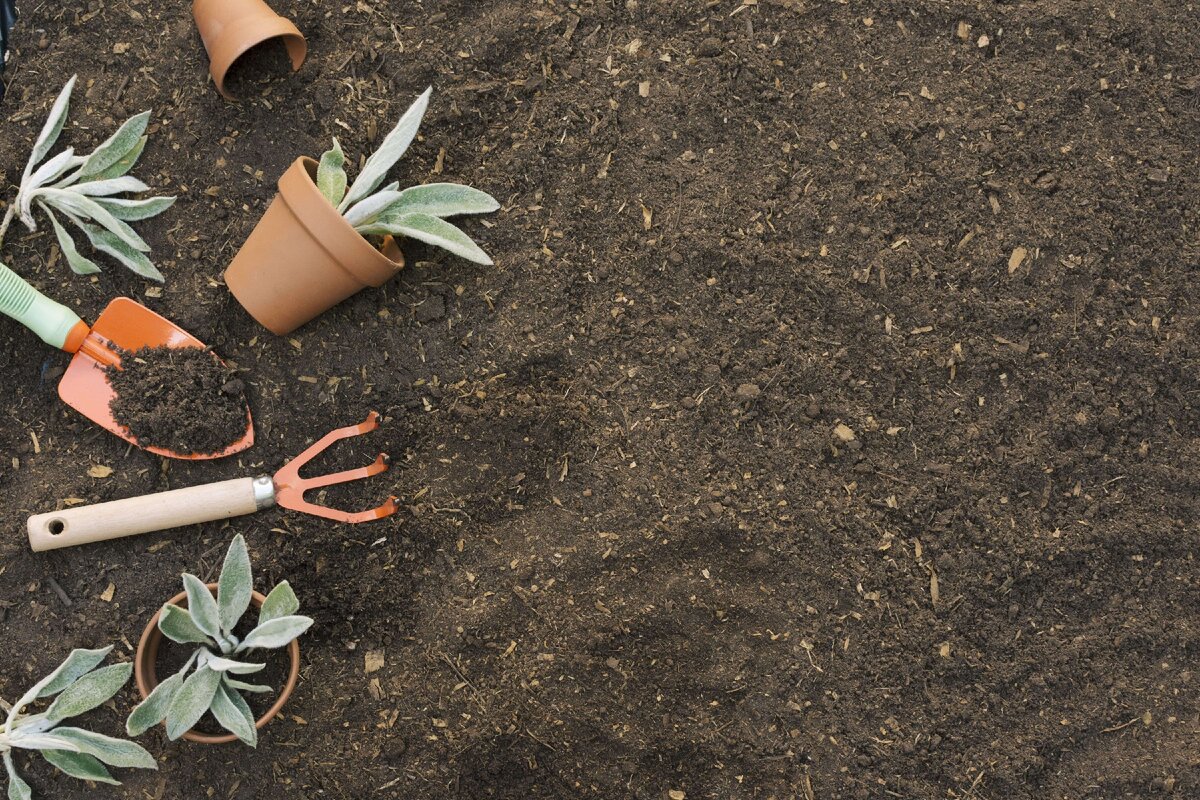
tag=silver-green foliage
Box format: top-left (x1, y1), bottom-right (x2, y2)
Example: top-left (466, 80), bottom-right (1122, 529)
top-left (316, 87), bottom-right (499, 265)
top-left (7, 74), bottom-right (176, 281)
top-left (1, 647), bottom-right (156, 799)
top-left (126, 535), bottom-right (312, 747)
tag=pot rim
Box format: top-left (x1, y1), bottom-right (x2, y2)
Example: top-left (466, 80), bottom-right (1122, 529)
top-left (277, 156), bottom-right (406, 288)
top-left (134, 582), bottom-right (301, 745)
top-left (191, 0), bottom-right (307, 100)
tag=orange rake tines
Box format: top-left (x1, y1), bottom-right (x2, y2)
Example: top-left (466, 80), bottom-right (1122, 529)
top-left (272, 411), bottom-right (400, 523)
top-left (27, 411), bottom-right (399, 552)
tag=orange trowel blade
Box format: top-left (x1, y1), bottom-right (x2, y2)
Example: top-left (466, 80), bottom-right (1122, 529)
top-left (57, 297), bottom-right (254, 460)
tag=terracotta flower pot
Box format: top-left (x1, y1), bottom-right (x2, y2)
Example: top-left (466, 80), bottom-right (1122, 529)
top-left (192, 0), bottom-right (307, 100)
top-left (224, 157), bottom-right (405, 335)
top-left (134, 582), bottom-right (300, 745)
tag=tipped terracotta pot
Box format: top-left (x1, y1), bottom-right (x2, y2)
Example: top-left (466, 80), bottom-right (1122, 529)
top-left (224, 156), bottom-right (405, 335)
top-left (192, 0), bottom-right (307, 99)
top-left (134, 582), bottom-right (300, 745)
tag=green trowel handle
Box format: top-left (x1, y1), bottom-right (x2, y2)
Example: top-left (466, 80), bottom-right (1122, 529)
top-left (0, 260), bottom-right (89, 352)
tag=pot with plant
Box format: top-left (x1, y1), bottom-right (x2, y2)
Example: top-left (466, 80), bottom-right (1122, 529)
top-left (2, 646), bottom-right (157, 798)
top-left (129, 535), bottom-right (312, 745)
top-left (224, 86), bottom-right (500, 335)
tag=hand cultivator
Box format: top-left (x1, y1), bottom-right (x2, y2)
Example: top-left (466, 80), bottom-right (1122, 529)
top-left (27, 412), bottom-right (398, 552)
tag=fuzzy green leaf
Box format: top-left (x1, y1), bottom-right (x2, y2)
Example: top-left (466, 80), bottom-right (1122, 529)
top-left (26, 76), bottom-right (77, 177)
top-left (33, 647), bottom-right (113, 700)
top-left (158, 604), bottom-right (214, 646)
top-left (72, 176), bottom-right (150, 197)
top-left (126, 668), bottom-right (186, 737)
top-left (385, 183), bottom-right (499, 219)
top-left (94, 196), bottom-right (175, 221)
top-left (50, 728), bottom-right (156, 770)
top-left (317, 138), bottom-right (347, 207)
top-left (343, 190), bottom-right (404, 228)
top-left (4, 753), bottom-right (32, 800)
top-left (223, 679), bottom-right (273, 694)
top-left (70, 217), bottom-right (165, 282)
top-left (340, 86), bottom-right (431, 212)
top-left (362, 212), bottom-right (492, 265)
top-left (40, 750), bottom-right (120, 785)
top-left (78, 111), bottom-right (151, 180)
top-left (41, 204), bottom-right (102, 276)
top-left (236, 615), bottom-right (313, 653)
top-left (45, 663), bottom-right (132, 723)
top-left (258, 581), bottom-right (300, 627)
top-left (200, 654), bottom-right (265, 674)
top-left (164, 665), bottom-right (221, 741)
top-left (41, 189), bottom-right (150, 252)
top-left (217, 534), bottom-right (253, 637)
top-left (210, 682), bottom-right (257, 747)
top-left (181, 575), bottom-right (221, 640)
top-left (88, 135), bottom-right (148, 181)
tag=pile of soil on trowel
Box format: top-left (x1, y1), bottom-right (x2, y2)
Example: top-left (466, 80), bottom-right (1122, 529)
top-left (106, 345), bottom-right (247, 455)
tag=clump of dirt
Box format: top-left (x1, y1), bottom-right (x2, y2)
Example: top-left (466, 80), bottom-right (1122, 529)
top-left (107, 345), bottom-right (247, 455)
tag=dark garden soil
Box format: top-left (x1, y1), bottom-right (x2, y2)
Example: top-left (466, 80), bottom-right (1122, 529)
top-left (0, 1), bottom-right (1197, 799)
top-left (106, 344), bottom-right (248, 455)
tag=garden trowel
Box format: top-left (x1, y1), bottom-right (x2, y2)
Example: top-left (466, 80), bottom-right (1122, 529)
top-left (0, 260), bottom-right (253, 458)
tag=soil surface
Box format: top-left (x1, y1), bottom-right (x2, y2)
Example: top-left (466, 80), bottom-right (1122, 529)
top-left (1, 2), bottom-right (1198, 799)
top-left (107, 345), bottom-right (247, 455)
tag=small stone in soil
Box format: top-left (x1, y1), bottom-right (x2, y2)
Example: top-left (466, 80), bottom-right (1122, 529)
top-left (107, 345), bottom-right (248, 455)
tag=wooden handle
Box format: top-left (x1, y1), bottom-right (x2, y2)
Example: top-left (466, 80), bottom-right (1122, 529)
top-left (28, 477), bottom-right (265, 552)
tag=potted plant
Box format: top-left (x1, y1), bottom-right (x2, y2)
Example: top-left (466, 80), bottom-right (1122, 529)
top-left (0, 75), bottom-right (175, 280)
top-left (224, 86), bottom-right (500, 335)
top-left (2, 646), bottom-right (156, 798)
top-left (128, 535), bottom-right (312, 746)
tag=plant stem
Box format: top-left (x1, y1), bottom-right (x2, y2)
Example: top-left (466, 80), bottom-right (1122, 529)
top-left (0, 203), bottom-right (15, 248)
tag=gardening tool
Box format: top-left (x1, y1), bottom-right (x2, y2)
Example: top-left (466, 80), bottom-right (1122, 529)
top-left (0, 261), bottom-right (254, 459)
top-left (27, 411), bottom-right (399, 552)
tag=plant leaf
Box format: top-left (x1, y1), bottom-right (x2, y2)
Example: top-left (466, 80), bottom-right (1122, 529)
top-left (45, 663), bottom-right (132, 723)
top-left (217, 534), bottom-right (253, 637)
top-left (71, 176), bottom-right (151, 197)
top-left (158, 604), bottom-right (214, 646)
top-left (343, 190), bottom-right (404, 228)
top-left (94, 196), bottom-right (175, 221)
top-left (200, 654), bottom-right (265, 674)
top-left (50, 728), bottom-right (156, 769)
top-left (78, 110), bottom-right (151, 180)
top-left (25, 75), bottom-right (77, 178)
top-left (41, 204), bottom-right (102, 276)
top-left (385, 183), bottom-right (499, 219)
top-left (236, 615), bottom-right (313, 653)
top-left (316, 138), bottom-right (347, 207)
top-left (258, 581), bottom-right (299, 627)
top-left (40, 189), bottom-right (150, 251)
top-left (125, 670), bottom-right (184, 737)
top-left (33, 647), bottom-right (113, 700)
top-left (210, 681), bottom-right (257, 747)
top-left (69, 217), bottom-right (165, 282)
top-left (88, 135), bottom-right (148, 181)
top-left (6, 734), bottom-right (80, 752)
top-left (164, 665), bottom-right (221, 741)
top-left (339, 86), bottom-right (432, 212)
top-left (40, 750), bottom-right (120, 785)
top-left (223, 679), bottom-right (273, 694)
top-left (26, 148), bottom-right (80, 191)
top-left (362, 212), bottom-right (492, 265)
top-left (181, 574), bottom-right (221, 640)
top-left (4, 753), bottom-right (32, 800)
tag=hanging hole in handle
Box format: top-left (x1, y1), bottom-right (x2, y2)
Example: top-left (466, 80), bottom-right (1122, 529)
top-left (48, 519), bottom-right (66, 535)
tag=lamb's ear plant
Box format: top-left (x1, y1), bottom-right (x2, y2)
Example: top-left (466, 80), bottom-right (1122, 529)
top-left (315, 86), bottom-right (499, 265)
top-left (127, 535), bottom-right (312, 747)
top-left (1, 646), bottom-right (156, 799)
top-left (0, 74), bottom-right (176, 281)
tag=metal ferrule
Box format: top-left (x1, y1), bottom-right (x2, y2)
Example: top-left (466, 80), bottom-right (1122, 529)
top-left (251, 475), bottom-right (276, 510)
